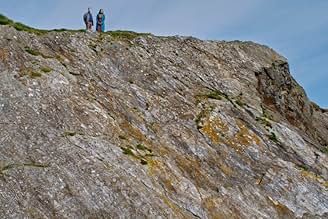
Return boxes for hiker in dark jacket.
[83,8,94,31]
[96,9,106,32]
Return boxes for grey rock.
[0,25,327,218]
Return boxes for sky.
[0,0,327,107]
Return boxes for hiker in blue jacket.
[96,9,106,32]
[83,8,93,31]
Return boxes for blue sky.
[1,0,327,107]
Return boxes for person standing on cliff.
[96,9,106,32]
[83,8,94,31]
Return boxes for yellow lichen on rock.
[200,115,262,152]
[235,120,261,146]
[160,195,189,219]
[203,197,229,219]
[218,161,233,176]
[201,116,229,144]
[301,170,328,188]
[201,120,221,144]
[120,121,146,142]
[268,197,294,218]
[0,48,8,60]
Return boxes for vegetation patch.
[108,30,150,40]
[0,162,49,176]
[204,91,225,100]
[120,143,155,166]
[256,106,275,130]
[25,47,41,56]
[0,14,47,35]
[63,131,77,137]
[0,14,14,25]
[256,117,272,129]
[205,91,223,100]
[268,132,279,143]
[320,147,328,154]
[297,164,310,171]
[262,107,274,120]
[13,22,47,35]
[136,144,152,153]
[121,146,135,156]
[234,92,246,107]
[196,90,240,108]
[51,28,85,33]
[23,162,49,168]
[1,14,85,35]
[118,135,127,140]
[40,66,53,73]
[235,99,245,107]
[30,71,42,79]
[19,66,52,79]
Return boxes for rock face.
[0,24,328,218]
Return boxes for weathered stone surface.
[0,25,327,218]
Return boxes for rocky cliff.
[0,18,328,218]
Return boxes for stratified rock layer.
[0,25,327,218]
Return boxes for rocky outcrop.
[0,21,328,218]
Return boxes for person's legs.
[87,22,92,31]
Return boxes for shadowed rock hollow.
[0,20,328,218]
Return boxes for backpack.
[83,13,88,23]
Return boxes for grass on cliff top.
[0,14,48,35]
[107,30,151,40]
[0,14,13,25]
[0,14,85,35]
[1,14,149,39]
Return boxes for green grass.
[256,117,272,129]
[108,30,150,40]
[51,28,86,33]
[198,90,239,108]
[0,14,85,35]
[25,47,53,59]
[1,14,149,40]
[235,93,245,107]
[235,99,245,107]
[1,162,49,175]
[25,47,41,56]
[63,131,77,137]
[297,164,310,171]
[0,164,17,174]
[320,147,328,154]
[41,66,53,73]
[268,132,279,143]
[262,107,274,120]
[13,22,47,35]
[0,14,13,25]
[23,162,49,168]
[204,91,224,100]
[136,144,152,153]
[121,147,135,156]
[30,71,42,79]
